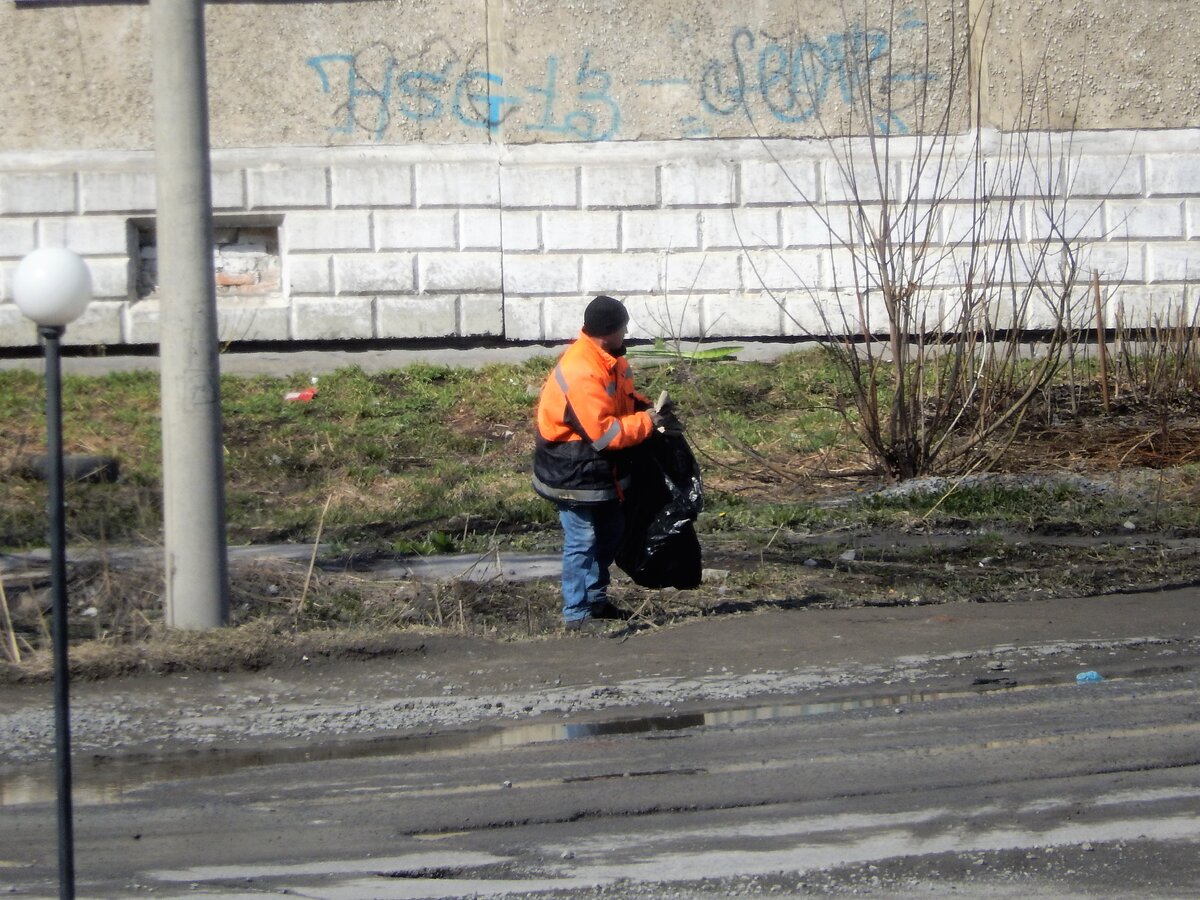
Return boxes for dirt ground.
[5,462,1200,686]
[5,344,1200,684]
[4,580,1198,769]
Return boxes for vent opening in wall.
[134,217,283,300]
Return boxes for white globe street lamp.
[13,248,93,328]
[13,247,92,900]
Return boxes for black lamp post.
[13,247,93,900]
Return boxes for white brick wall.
[741,159,819,205]
[416,163,500,207]
[124,298,159,343]
[80,172,156,213]
[582,165,658,208]
[541,295,592,341]
[37,217,131,256]
[216,299,292,343]
[1106,200,1186,240]
[59,301,124,346]
[458,293,504,336]
[499,211,540,251]
[1,172,75,214]
[1188,200,1200,239]
[499,166,577,208]
[823,162,886,204]
[703,292,781,336]
[1070,156,1144,198]
[543,210,619,251]
[417,252,502,292]
[624,210,699,250]
[662,161,735,207]
[332,164,413,208]
[0,303,36,346]
[336,253,416,294]
[1147,244,1199,283]
[746,249,823,292]
[130,297,292,346]
[581,252,660,294]
[212,170,247,211]
[1146,157,1200,197]
[461,210,502,250]
[87,258,134,300]
[292,296,374,341]
[663,252,741,292]
[626,294,703,341]
[1,130,1198,349]
[378,294,457,338]
[505,254,579,294]
[1089,243,1146,283]
[376,210,458,250]
[1027,202,1106,242]
[781,207,839,247]
[250,167,328,209]
[502,296,544,340]
[782,290,862,337]
[280,210,370,252]
[0,219,36,257]
[287,254,333,295]
[704,209,780,250]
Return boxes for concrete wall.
[980,0,1200,131]
[1,0,963,149]
[1,1,1198,350]
[4,1,1197,150]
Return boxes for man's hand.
[649,408,684,435]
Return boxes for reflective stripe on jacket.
[532,330,653,505]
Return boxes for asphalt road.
[2,589,1200,898]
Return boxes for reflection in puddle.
[0,681,1024,808]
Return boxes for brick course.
[0,130,1197,349]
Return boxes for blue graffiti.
[310,13,935,143]
[396,60,452,121]
[698,19,935,134]
[523,52,620,141]
[454,70,520,130]
[308,51,620,141]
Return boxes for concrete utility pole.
[149,0,230,628]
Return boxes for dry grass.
[9,349,1200,683]
[0,553,563,683]
[8,503,1200,684]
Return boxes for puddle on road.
[0,679,1033,808]
[152,808,1200,898]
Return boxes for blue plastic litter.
[1075,670,1105,684]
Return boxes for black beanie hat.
[582,295,629,337]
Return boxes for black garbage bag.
[616,431,704,589]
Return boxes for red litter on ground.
[284,378,319,402]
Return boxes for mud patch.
[6,529,1200,683]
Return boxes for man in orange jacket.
[533,295,672,631]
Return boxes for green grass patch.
[4,347,1198,554]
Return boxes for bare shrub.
[749,0,1118,479]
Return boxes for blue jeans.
[558,502,624,623]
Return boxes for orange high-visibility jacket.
[532,331,654,504]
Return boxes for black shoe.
[564,616,610,635]
[590,600,631,621]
